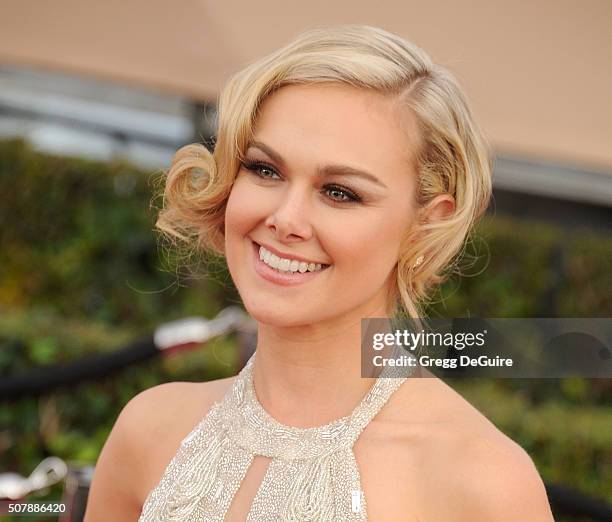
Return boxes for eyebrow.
[246,140,388,189]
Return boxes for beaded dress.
[139,351,411,521]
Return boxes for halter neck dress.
[138,351,412,521]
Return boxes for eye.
[241,160,280,180]
[240,159,362,204]
[323,184,362,204]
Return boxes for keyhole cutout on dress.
[224,455,272,521]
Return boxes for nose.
[265,185,313,242]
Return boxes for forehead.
[251,84,420,182]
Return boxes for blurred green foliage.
[0,139,611,513]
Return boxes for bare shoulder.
[125,377,235,449]
[391,376,554,521]
[361,375,553,521]
[447,429,555,521]
[84,375,236,521]
[129,376,237,500]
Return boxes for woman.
[85,25,554,521]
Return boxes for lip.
[255,241,328,266]
[250,240,330,286]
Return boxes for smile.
[259,244,325,273]
[250,240,331,286]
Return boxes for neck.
[250,300,396,428]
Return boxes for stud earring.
[413,255,424,268]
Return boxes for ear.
[403,194,455,246]
[420,194,455,223]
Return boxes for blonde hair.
[155,24,492,320]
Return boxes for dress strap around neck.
[341,365,411,447]
[220,351,413,457]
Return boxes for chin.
[241,296,324,328]
[247,306,315,328]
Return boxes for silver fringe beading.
[139,351,411,521]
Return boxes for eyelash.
[240,160,363,204]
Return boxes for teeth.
[258,245,326,274]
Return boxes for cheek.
[224,183,257,277]
[329,212,408,270]
[224,180,259,237]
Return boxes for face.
[224,84,421,327]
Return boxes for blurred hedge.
[0,138,610,507]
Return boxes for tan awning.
[1,0,611,170]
